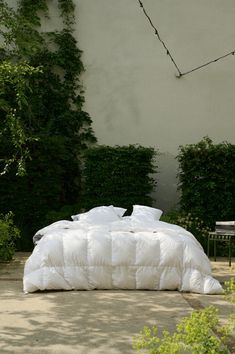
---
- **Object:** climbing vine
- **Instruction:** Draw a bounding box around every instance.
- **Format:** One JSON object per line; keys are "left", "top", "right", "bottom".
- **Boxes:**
{"left": 0, "top": 0, "right": 96, "bottom": 249}
{"left": 58, "top": 0, "right": 75, "bottom": 27}
{"left": 0, "top": 61, "right": 42, "bottom": 176}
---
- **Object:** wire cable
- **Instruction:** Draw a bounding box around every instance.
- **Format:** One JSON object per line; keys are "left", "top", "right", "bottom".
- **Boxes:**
{"left": 138, "top": 0, "right": 235, "bottom": 78}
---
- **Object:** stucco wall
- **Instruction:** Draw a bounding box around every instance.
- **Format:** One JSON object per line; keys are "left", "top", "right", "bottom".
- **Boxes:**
{"left": 73, "top": 0, "right": 235, "bottom": 211}
{"left": 7, "top": 0, "right": 235, "bottom": 211}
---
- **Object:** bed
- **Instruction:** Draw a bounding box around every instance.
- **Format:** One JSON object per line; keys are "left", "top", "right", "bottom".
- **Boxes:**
{"left": 23, "top": 205, "right": 222, "bottom": 294}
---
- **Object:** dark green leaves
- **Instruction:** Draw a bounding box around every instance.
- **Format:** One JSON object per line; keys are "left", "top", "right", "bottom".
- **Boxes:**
{"left": 0, "top": 0, "right": 96, "bottom": 249}
{"left": 177, "top": 137, "right": 235, "bottom": 226}
{"left": 81, "top": 145, "right": 157, "bottom": 212}
{"left": 0, "top": 212, "right": 20, "bottom": 261}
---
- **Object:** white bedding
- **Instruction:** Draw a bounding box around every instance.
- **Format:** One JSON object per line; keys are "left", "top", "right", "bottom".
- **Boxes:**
{"left": 23, "top": 216, "right": 222, "bottom": 294}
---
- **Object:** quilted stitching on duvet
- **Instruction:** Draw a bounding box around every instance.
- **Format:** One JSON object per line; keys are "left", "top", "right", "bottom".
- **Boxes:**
{"left": 23, "top": 221, "right": 222, "bottom": 294}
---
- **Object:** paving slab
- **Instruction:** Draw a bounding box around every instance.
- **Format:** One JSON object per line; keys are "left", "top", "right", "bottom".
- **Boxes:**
{"left": 0, "top": 253, "right": 234, "bottom": 354}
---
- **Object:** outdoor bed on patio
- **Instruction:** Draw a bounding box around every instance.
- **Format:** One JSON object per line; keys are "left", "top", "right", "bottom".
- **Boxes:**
{"left": 23, "top": 205, "right": 222, "bottom": 294}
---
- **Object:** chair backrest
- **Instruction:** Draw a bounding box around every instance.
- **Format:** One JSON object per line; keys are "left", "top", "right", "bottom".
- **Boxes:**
{"left": 215, "top": 221, "right": 235, "bottom": 234}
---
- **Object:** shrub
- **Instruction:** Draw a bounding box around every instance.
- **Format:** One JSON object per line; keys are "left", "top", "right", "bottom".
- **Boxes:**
{"left": 177, "top": 137, "right": 235, "bottom": 227}
{"left": 133, "top": 306, "right": 228, "bottom": 354}
{"left": 224, "top": 277, "right": 235, "bottom": 304}
{"left": 0, "top": 212, "right": 20, "bottom": 261}
{"left": 133, "top": 280, "right": 235, "bottom": 354}
{"left": 45, "top": 204, "right": 82, "bottom": 225}
{"left": 81, "top": 145, "right": 157, "bottom": 212}
{"left": 221, "top": 278, "right": 235, "bottom": 353}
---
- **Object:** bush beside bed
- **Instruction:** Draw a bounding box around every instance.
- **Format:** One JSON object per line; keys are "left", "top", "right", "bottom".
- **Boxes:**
{"left": 176, "top": 137, "right": 235, "bottom": 256}
{"left": 177, "top": 137, "right": 235, "bottom": 227}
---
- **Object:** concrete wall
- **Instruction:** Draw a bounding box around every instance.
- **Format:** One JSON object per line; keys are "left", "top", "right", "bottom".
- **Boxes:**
{"left": 74, "top": 0, "right": 235, "bottom": 211}
{"left": 8, "top": 0, "right": 235, "bottom": 211}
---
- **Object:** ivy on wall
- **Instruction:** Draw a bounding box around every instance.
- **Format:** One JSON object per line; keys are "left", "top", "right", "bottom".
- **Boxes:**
{"left": 0, "top": 0, "right": 96, "bottom": 249}
{"left": 0, "top": 61, "right": 42, "bottom": 175}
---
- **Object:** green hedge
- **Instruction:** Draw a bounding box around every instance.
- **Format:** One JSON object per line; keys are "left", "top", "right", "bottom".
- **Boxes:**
{"left": 81, "top": 145, "right": 157, "bottom": 212}
{"left": 177, "top": 137, "right": 235, "bottom": 226}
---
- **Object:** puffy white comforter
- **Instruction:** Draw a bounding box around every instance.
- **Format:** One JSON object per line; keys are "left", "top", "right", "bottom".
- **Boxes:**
{"left": 23, "top": 218, "right": 222, "bottom": 294}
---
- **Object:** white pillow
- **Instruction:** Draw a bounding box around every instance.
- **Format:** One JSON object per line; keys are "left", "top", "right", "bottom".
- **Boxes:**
{"left": 71, "top": 213, "right": 80, "bottom": 221}
{"left": 71, "top": 205, "right": 126, "bottom": 221}
{"left": 111, "top": 206, "right": 127, "bottom": 217}
{"left": 131, "top": 205, "right": 163, "bottom": 222}
{"left": 71, "top": 205, "right": 120, "bottom": 224}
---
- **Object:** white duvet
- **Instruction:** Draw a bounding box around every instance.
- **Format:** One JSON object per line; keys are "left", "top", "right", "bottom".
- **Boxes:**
{"left": 23, "top": 217, "right": 222, "bottom": 294}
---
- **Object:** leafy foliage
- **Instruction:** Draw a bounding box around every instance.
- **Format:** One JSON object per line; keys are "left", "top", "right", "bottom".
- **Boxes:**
{"left": 0, "top": 61, "right": 42, "bottom": 175}
{"left": 0, "top": 0, "right": 96, "bottom": 249}
{"left": 58, "top": 0, "right": 75, "bottom": 27}
{"left": 133, "top": 279, "right": 235, "bottom": 354}
{"left": 0, "top": 212, "right": 20, "bottom": 261}
{"left": 224, "top": 277, "right": 235, "bottom": 304}
{"left": 221, "top": 278, "right": 235, "bottom": 353}
{"left": 133, "top": 306, "right": 230, "bottom": 354}
{"left": 177, "top": 137, "right": 235, "bottom": 227}
{"left": 0, "top": 0, "right": 46, "bottom": 58}
{"left": 81, "top": 145, "right": 157, "bottom": 212}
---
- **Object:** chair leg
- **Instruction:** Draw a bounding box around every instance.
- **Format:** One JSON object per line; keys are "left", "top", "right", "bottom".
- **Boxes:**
{"left": 214, "top": 240, "right": 216, "bottom": 261}
{"left": 207, "top": 235, "right": 210, "bottom": 257}
{"left": 229, "top": 238, "right": 231, "bottom": 267}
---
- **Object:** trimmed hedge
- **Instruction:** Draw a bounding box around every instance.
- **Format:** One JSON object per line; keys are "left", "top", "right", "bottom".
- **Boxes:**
{"left": 177, "top": 137, "right": 235, "bottom": 226}
{"left": 81, "top": 145, "right": 157, "bottom": 212}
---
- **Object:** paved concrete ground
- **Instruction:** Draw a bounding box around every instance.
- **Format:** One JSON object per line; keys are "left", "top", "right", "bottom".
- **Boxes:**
{"left": 0, "top": 253, "right": 234, "bottom": 354}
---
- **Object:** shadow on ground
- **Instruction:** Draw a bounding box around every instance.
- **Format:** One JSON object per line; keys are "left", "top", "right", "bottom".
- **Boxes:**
{"left": 0, "top": 284, "right": 192, "bottom": 354}
{"left": 0, "top": 254, "right": 234, "bottom": 354}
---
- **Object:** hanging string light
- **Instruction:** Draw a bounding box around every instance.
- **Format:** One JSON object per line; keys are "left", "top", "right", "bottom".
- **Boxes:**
{"left": 138, "top": 0, "right": 235, "bottom": 78}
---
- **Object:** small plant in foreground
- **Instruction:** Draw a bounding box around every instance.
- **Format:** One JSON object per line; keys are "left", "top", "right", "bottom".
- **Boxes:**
{"left": 133, "top": 303, "right": 234, "bottom": 354}
{"left": 224, "top": 277, "right": 235, "bottom": 304}
{"left": 0, "top": 212, "right": 20, "bottom": 261}
{"left": 221, "top": 277, "right": 235, "bottom": 352}
{"left": 133, "top": 279, "right": 235, "bottom": 353}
